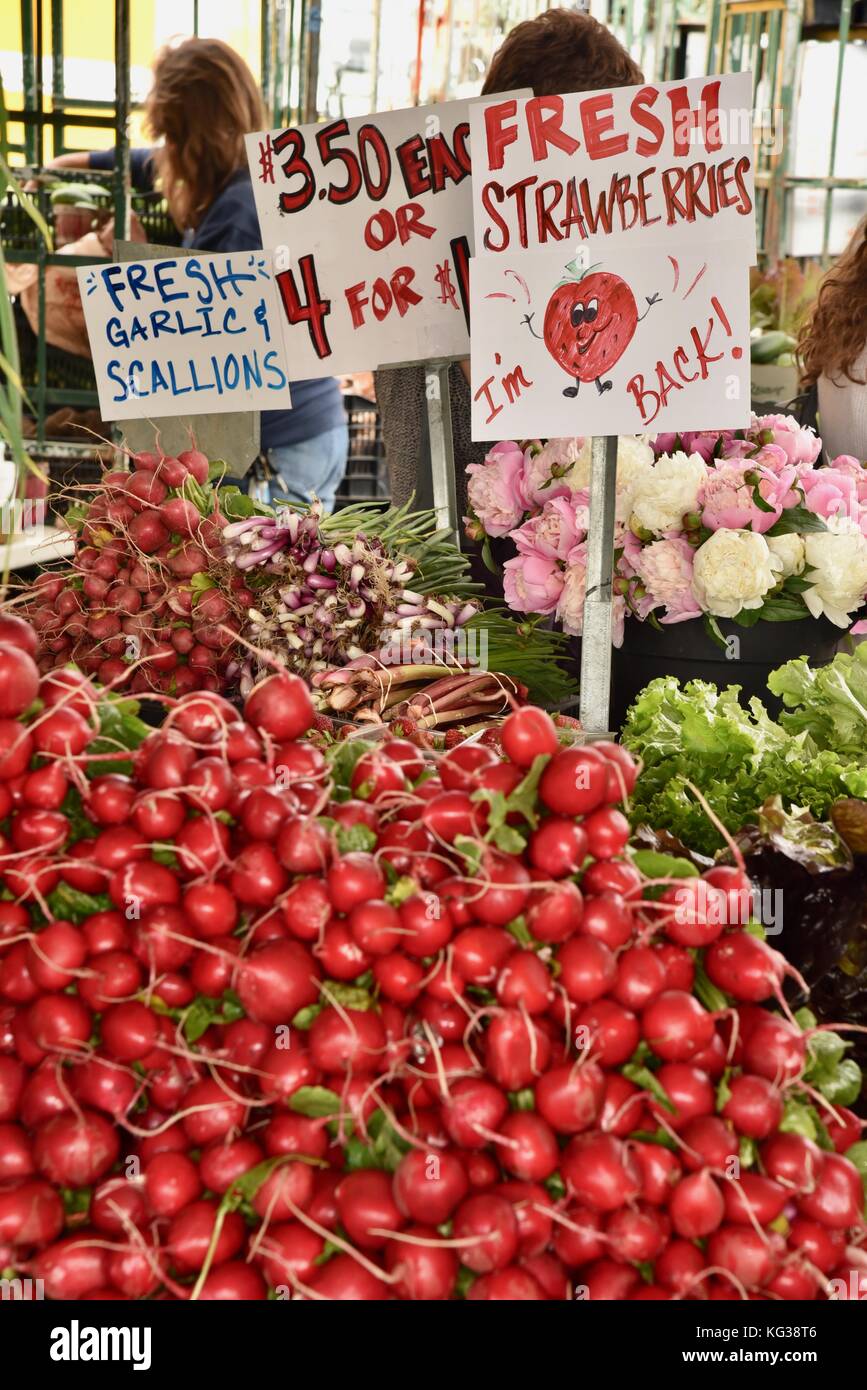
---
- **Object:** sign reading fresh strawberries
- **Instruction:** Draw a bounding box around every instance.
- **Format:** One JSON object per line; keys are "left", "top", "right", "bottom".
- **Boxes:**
{"left": 245, "top": 93, "right": 528, "bottom": 376}
{"left": 468, "top": 73, "right": 755, "bottom": 439}
{"left": 469, "top": 72, "right": 757, "bottom": 261}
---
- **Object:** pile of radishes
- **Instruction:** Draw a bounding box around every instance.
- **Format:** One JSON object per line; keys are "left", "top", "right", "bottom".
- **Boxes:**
{"left": 24, "top": 446, "right": 250, "bottom": 696}
{"left": 0, "top": 611, "right": 865, "bottom": 1302}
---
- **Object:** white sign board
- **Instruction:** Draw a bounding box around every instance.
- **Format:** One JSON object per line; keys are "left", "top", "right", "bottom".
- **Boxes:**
{"left": 77, "top": 250, "right": 293, "bottom": 420}
{"left": 470, "top": 72, "right": 757, "bottom": 264}
{"left": 470, "top": 242, "right": 750, "bottom": 439}
{"left": 245, "top": 94, "right": 529, "bottom": 376}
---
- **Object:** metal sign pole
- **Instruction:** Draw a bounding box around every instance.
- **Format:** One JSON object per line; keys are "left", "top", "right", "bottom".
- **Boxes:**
{"left": 426, "top": 360, "right": 460, "bottom": 547}
{"left": 579, "top": 434, "right": 619, "bottom": 734}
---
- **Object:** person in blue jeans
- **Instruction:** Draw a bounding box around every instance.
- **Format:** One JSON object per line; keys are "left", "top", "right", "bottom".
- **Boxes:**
{"left": 49, "top": 37, "right": 348, "bottom": 510}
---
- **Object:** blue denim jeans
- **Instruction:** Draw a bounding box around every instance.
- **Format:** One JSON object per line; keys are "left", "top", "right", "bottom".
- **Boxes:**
{"left": 266, "top": 423, "right": 349, "bottom": 513}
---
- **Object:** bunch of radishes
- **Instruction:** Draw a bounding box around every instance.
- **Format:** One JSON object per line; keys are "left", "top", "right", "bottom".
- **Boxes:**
{"left": 24, "top": 445, "right": 251, "bottom": 697}
{"left": 0, "top": 612, "right": 865, "bottom": 1302}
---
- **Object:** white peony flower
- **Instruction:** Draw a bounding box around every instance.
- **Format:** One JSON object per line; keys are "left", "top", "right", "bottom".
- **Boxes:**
{"left": 630, "top": 451, "right": 708, "bottom": 535}
{"left": 543, "top": 435, "right": 653, "bottom": 496}
{"left": 803, "top": 517, "right": 867, "bottom": 627}
{"left": 766, "top": 533, "right": 806, "bottom": 579}
{"left": 692, "top": 529, "right": 782, "bottom": 618}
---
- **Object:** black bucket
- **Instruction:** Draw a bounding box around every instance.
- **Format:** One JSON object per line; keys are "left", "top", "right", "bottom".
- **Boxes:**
{"left": 609, "top": 615, "right": 843, "bottom": 730}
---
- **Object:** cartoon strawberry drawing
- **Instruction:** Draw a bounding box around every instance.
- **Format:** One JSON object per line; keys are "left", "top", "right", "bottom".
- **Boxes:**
{"left": 523, "top": 262, "right": 660, "bottom": 397}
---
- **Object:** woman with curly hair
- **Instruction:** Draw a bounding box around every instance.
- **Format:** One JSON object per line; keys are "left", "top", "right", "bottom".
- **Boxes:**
{"left": 798, "top": 216, "right": 867, "bottom": 461}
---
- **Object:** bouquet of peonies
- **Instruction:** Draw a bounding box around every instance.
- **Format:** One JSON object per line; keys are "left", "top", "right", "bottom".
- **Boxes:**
{"left": 464, "top": 414, "right": 867, "bottom": 645}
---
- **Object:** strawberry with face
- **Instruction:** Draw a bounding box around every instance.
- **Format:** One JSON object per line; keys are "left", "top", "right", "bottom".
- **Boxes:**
{"left": 524, "top": 265, "right": 660, "bottom": 398}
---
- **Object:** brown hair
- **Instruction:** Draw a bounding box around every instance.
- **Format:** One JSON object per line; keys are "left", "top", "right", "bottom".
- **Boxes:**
{"left": 146, "top": 38, "right": 266, "bottom": 231}
{"left": 799, "top": 217, "right": 867, "bottom": 388}
{"left": 482, "top": 7, "right": 643, "bottom": 97}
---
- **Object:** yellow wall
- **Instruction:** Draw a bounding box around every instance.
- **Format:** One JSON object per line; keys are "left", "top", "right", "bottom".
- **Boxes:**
{"left": 1, "top": 0, "right": 261, "bottom": 161}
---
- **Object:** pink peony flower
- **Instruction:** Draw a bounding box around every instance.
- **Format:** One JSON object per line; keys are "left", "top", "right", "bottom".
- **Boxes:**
{"left": 502, "top": 552, "right": 564, "bottom": 615}
{"left": 699, "top": 460, "right": 798, "bottom": 534}
{"left": 520, "top": 437, "right": 587, "bottom": 508}
{"left": 556, "top": 544, "right": 626, "bottom": 645}
{"left": 654, "top": 430, "right": 731, "bottom": 462}
{"left": 631, "top": 537, "right": 702, "bottom": 624}
{"left": 466, "top": 441, "right": 529, "bottom": 537}
{"left": 752, "top": 413, "right": 822, "bottom": 467}
{"left": 801, "top": 467, "right": 861, "bottom": 523}
{"left": 511, "top": 495, "right": 585, "bottom": 561}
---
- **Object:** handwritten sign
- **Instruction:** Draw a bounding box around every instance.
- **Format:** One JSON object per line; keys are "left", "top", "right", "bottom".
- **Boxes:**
{"left": 245, "top": 94, "right": 529, "bottom": 376}
{"left": 470, "top": 243, "right": 750, "bottom": 439}
{"left": 470, "top": 72, "right": 757, "bottom": 264}
{"left": 77, "top": 251, "right": 292, "bottom": 420}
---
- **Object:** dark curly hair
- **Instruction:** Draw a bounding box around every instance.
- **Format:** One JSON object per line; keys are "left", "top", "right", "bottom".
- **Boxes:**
{"left": 799, "top": 216, "right": 867, "bottom": 388}
{"left": 482, "top": 8, "right": 644, "bottom": 98}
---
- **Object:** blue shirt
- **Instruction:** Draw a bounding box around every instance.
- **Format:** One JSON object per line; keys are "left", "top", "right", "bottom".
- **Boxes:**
{"left": 88, "top": 148, "right": 345, "bottom": 449}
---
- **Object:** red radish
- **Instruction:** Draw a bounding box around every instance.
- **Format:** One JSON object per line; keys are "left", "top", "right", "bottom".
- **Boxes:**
{"left": 235, "top": 940, "right": 320, "bottom": 1025}
{"left": 721, "top": 1073, "right": 783, "bottom": 1139}
{"left": 653, "top": 942, "right": 695, "bottom": 992}
{"left": 705, "top": 930, "right": 787, "bottom": 1003}
{"left": 0, "top": 643, "right": 40, "bottom": 717}
{"left": 660, "top": 879, "right": 728, "bottom": 948}
{"left": 577, "top": 893, "right": 634, "bottom": 949}
{"left": 605, "top": 1201, "right": 669, "bottom": 1263}
{"left": 825, "top": 1105, "right": 863, "bottom": 1154}
{"left": 384, "top": 1224, "right": 458, "bottom": 1300}
{"left": 582, "top": 807, "right": 630, "bottom": 860}
{"left": 484, "top": 1010, "right": 551, "bottom": 1091}
{"left": 393, "top": 1150, "right": 469, "bottom": 1225}
{"left": 679, "top": 1115, "right": 738, "bottom": 1173}
{"left": 145, "top": 1151, "right": 203, "bottom": 1218}
{"left": 612, "top": 944, "right": 667, "bottom": 1011}
{"left": 642, "top": 990, "right": 716, "bottom": 1062}
{"left": 669, "top": 1170, "right": 725, "bottom": 1238}
{"left": 575, "top": 1000, "right": 640, "bottom": 1067}
{"left": 583, "top": 1258, "right": 640, "bottom": 1301}
{"left": 496, "top": 950, "right": 553, "bottom": 1014}
{"left": 440, "top": 743, "right": 499, "bottom": 792}
{"left": 560, "top": 1132, "right": 640, "bottom": 1211}
{"left": 442, "top": 1078, "right": 509, "bottom": 1149}
{"left": 0, "top": 613, "right": 38, "bottom": 655}
{"left": 797, "top": 1153, "right": 863, "bottom": 1228}
{"left": 498, "top": 1112, "right": 559, "bottom": 1181}
{"left": 453, "top": 1193, "right": 519, "bottom": 1273}
{"left": 500, "top": 706, "right": 558, "bottom": 767}
{"left": 656, "top": 1238, "right": 706, "bottom": 1295}
{"left": 349, "top": 900, "right": 405, "bottom": 957}
{"left": 592, "top": 740, "right": 638, "bottom": 797}
{"left": 308, "top": 1007, "right": 385, "bottom": 1074}
{"left": 707, "top": 1225, "right": 782, "bottom": 1288}
{"left": 633, "top": 1141, "right": 681, "bottom": 1203}
{"left": 34, "top": 1235, "right": 108, "bottom": 1299}
{"left": 787, "top": 1217, "right": 846, "bottom": 1274}
{"left": 452, "top": 926, "right": 513, "bottom": 984}
{"left": 308, "top": 1253, "right": 385, "bottom": 1300}
{"left": 582, "top": 858, "right": 642, "bottom": 900}
{"left": 33, "top": 1109, "right": 119, "bottom": 1186}
{"left": 526, "top": 880, "right": 583, "bottom": 943}
{"left": 723, "top": 1172, "right": 788, "bottom": 1226}
{"left": 539, "top": 747, "right": 608, "bottom": 817}
{"left": 528, "top": 816, "right": 588, "bottom": 878}
{"left": 326, "top": 852, "right": 385, "bottom": 914}
{"left": 652, "top": 1062, "right": 714, "bottom": 1129}
{"left": 244, "top": 671, "right": 314, "bottom": 740}
{"left": 558, "top": 935, "right": 618, "bottom": 1003}
{"left": 168, "top": 1200, "right": 246, "bottom": 1274}
{"left": 741, "top": 1013, "right": 806, "bottom": 1083}
{"left": 335, "top": 1170, "right": 402, "bottom": 1250}
{"left": 703, "top": 864, "right": 753, "bottom": 924}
